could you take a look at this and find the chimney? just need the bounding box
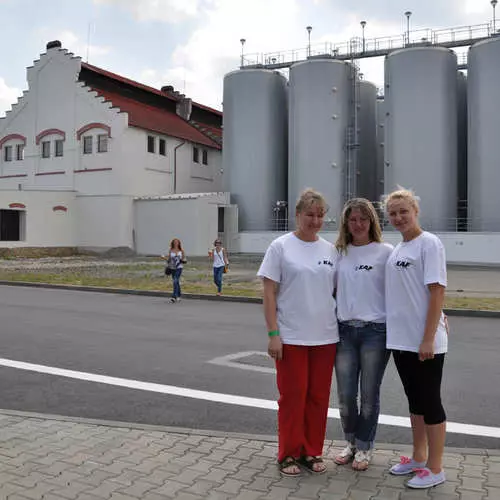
[161,85,175,93]
[46,40,62,50]
[176,97,192,121]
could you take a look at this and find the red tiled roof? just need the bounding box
[95,89,221,149]
[81,62,222,117]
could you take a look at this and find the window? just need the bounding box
[83,136,93,154]
[4,145,13,162]
[159,138,166,156]
[42,141,50,158]
[16,144,24,161]
[98,134,108,153]
[147,135,155,153]
[193,146,199,163]
[202,149,208,165]
[55,140,64,157]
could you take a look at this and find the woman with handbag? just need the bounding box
[162,238,186,303]
[209,239,229,296]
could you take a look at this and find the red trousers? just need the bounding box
[276,343,337,462]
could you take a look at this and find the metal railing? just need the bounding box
[241,22,494,69]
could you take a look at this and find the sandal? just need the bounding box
[334,444,355,465]
[352,450,372,471]
[298,455,327,474]
[278,456,301,477]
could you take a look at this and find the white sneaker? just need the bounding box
[389,456,426,475]
[334,444,355,465]
[353,450,372,470]
[407,468,446,489]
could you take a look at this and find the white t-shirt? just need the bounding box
[385,231,448,354]
[336,242,394,323]
[257,232,339,346]
[169,251,184,269]
[213,248,226,268]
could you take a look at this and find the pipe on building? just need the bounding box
[173,141,186,193]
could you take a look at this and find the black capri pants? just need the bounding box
[392,350,446,425]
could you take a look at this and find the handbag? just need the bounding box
[223,264,229,274]
[165,266,173,276]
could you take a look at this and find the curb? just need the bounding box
[1,409,498,457]
[0,280,499,317]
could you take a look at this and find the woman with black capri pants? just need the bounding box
[384,188,448,489]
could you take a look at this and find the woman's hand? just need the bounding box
[268,336,283,361]
[419,340,435,361]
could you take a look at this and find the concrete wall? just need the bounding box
[0,190,76,247]
[134,193,229,256]
[75,195,134,250]
[235,231,500,266]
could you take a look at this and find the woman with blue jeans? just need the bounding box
[209,239,229,296]
[163,238,185,303]
[334,199,393,471]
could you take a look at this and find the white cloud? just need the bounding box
[53,29,112,61]
[93,0,201,23]
[0,78,21,118]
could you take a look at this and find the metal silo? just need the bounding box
[468,37,500,231]
[357,80,378,202]
[384,47,458,231]
[222,69,288,231]
[288,59,353,229]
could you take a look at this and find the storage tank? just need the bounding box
[288,59,353,229]
[222,69,288,231]
[357,80,378,202]
[468,37,500,231]
[457,71,467,231]
[384,47,458,231]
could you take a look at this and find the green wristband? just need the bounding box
[268,330,280,337]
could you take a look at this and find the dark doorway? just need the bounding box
[0,209,23,241]
[218,207,225,234]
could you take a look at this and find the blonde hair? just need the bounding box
[295,188,329,214]
[335,198,382,254]
[384,187,420,213]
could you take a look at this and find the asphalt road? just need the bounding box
[0,285,499,450]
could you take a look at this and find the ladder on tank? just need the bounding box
[345,38,361,202]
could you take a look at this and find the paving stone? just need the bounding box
[74,470,118,487]
[119,479,156,497]
[461,465,487,478]
[355,476,382,491]
[214,478,249,495]
[183,479,219,496]
[174,493,205,500]
[51,480,94,499]
[245,476,275,492]
[232,489,265,500]
[83,480,125,499]
[485,471,500,487]
[486,462,500,474]
[201,468,232,483]
[7,480,58,500]
[458,492,485,500]
[320,478,351,495]
[259,486,299,499]
[229,467,259,483]
[370,486,401,499]
[483,486,500,498]
[141,467,175,486]
[399,491,432,499]
[293,481,323,498]
[218,458,246,472]
[428,493,460,500]
[348,489,379,500]
[148,479,187,497]
[108,469,145,486]
[461,456,486,466]
[458,476,486,492]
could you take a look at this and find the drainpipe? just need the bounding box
[173,141,186,194]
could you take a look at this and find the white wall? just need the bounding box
[76,195,134,249]
[134,194,228,256]
[235,230,500,265]
[0,190,76,247]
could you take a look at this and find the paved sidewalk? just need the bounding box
[0,411,497,500]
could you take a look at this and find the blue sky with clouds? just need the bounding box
[0,0,493,115]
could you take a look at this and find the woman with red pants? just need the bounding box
[257,188,339,477]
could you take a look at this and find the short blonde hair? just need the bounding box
[335,198,383,254]
[384,187,420,213]
[295,188,329,214]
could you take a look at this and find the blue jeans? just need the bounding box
[172,268,182,298]
[213,266,224,293]
[335,321,390,451]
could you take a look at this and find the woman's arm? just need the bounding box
[223,248,229,265]
[263,278,283,360]
[419,283,446,361]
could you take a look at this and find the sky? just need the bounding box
[0,0,493,115]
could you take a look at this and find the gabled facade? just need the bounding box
[0,41,227,253]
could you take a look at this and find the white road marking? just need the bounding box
[209,351,275,374]
[0,357,499,439]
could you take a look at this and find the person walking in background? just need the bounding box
[209,239,229,296]
[162,238,186,303]
[257,188,338,477]
[333,198,393,471]
[384,188,448,489]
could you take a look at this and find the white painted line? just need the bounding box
[209,351,275,374]
[0,357,499,439]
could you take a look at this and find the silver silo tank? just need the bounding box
[384,47,458,231]
[222,69,288,231]
[288,59,353,229]
[457,71,467,231]
[357,80,378,202]
[468,37,500,231]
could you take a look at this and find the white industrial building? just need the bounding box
[0,41,231,256]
